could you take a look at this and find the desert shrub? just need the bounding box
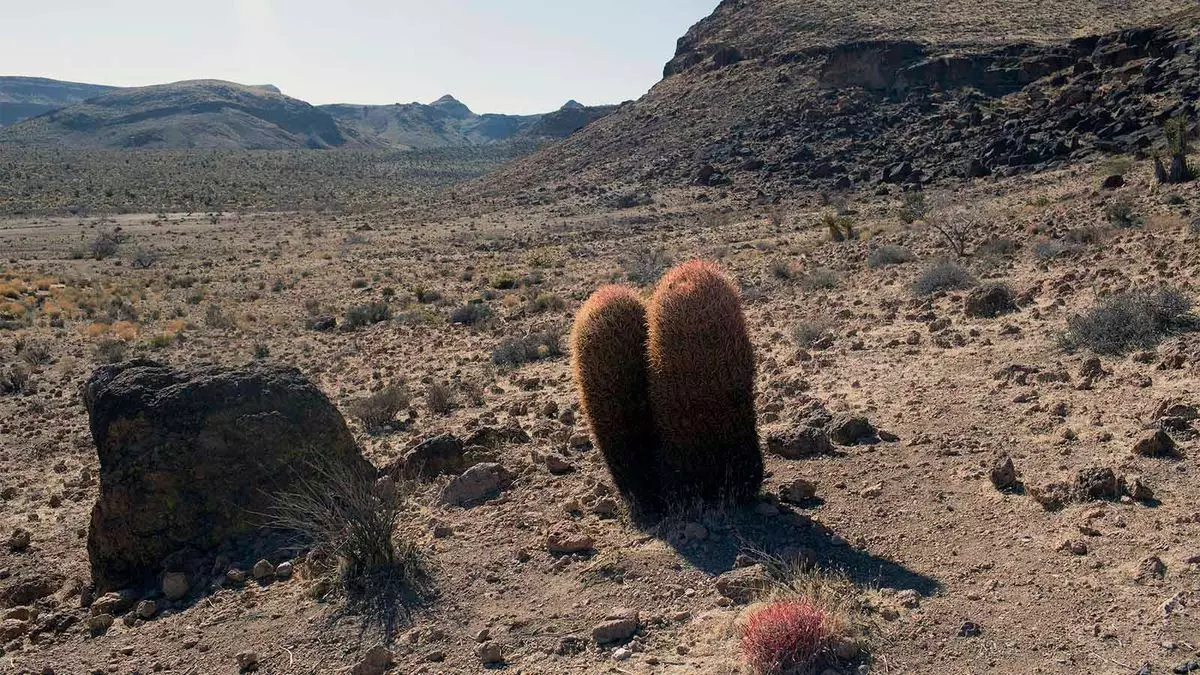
[490,273,517,290]
[90,230,124,260]
[1156,116,1198,184]
[867,245,916,268]
[1105,197,1142,228]
[1190,218,1200,236]
[620,247,672,285]
[526,292,566,313]
[491,330,562,367]
[912,260,977,296]
[205,303,234,329]
[93,339,128,364]
[801,268,839,291]
[1063,226,1108,246]
[0,364,32,395]
[426,382,457,415]
[449,302,491,326]
[252,343,270,359]
[130,248,158,269]
[926,203,979,257]
[1062,287,1194,354]
[15,338,52,366]
[820,212,856,242]
[899,191,928,224]
[413,287,441,304]
[269,456,421,593]
[792,318,834,349]
[1033,239,1078,260]
[343,302,391,330]
[350,278,369,289]
[771,259,797,281]
[975,237,1018,258]
[348,383,411,433]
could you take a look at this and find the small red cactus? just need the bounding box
[740,599,832,675]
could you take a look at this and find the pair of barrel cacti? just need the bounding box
[571,260,763,519]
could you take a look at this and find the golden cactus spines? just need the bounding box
[646,260,762,505]
[571,285,662,517]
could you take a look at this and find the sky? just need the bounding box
[1,0,718,114]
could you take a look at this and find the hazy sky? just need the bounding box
[1,0,717,114]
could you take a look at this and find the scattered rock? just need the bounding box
[275,562,293,579]
[475,641,504,665]
[714,564,770,604]
[135,600,157,620]
[545,454,574,475]
[1075,467,1119,501]
[1120,475,1155,502]
[1058,539,1089,555]
[236,651,258,672]
[88,613,114,634]
[252,560,274,581]
[989,455,1021,492]
[957,621,983,637]
[161,572,189,601]
[1133,430,1179,458]
[1135,556,1166,582]
[764,425,834,458]
[0,618,29,642]
[1029,481,1073,511]
[464,425,530,449]
[83,360,372,591]
[593,608,639,644]
[964,283,1017,318]
[350,646,394,675]
[778,478,818,504]
[546,523,594,555]
[6,529,30,552]
[439,463,515,507]
[392,434,466,480]
[829,414,878,445]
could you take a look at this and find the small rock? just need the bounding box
[682,522,708,541]
[236,651,258,671]
[0,619,29,642]
[964,283,1017,318]
[859,483,884,499]
[829,414,878,445]
[989,455,1020,492]
[546,523,594,555]
[1075,467,1119,501]
[778,478,817,504]
[591,498,619,518]
[1029,481,1073,511]
[88,613,115,634]
[393,434,465,480]
[714,565,770,604]
[275,562,293,580]
[1058,539,1088,555]
[1133,430,1179,458]
[439,463,515,507]
[957,621,982,637]
[765,426,834,458]
[475,640,504,665]
[226,568,248,585]
[1101,174,1125,189]
[90,590,136,616]
[135,600,157,620]
[613,647,633,661]
[593,609,639,644]
[161,572,189,601]
[1121,475,1155,502]
[350,646,394,675]
[7,528,30,552]
[252,559,274,581]
[545,454,574,475]
[555,636,587,656]
[1135,556,1166,582]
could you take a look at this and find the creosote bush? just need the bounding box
[426,382,457,415]
[343,301,391,330]
[1062,287,1194,354]
[912,260,977,296]
[801,268,839,292]
[867,245,916,268]
[449,302,491,326]
[792,318,834,349]
[348,383,410,433]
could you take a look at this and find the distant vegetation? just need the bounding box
[0,146,537,215]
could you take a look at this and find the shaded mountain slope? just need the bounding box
[482,0,1200,199]
[0,76,119,127]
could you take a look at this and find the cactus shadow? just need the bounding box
[654,502,941,596]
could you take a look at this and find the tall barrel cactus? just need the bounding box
[570,285,662,516]
[572,262,763,517]
[647,260,762,504]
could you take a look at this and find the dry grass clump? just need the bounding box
[426,382,458,415]
[1062,287,1194,354]
[867,245,916,268]
[800,268,839,291]
[737,561,868,675]
[912,260,976,296]
[792,318,834,349]
[348,383,411,433]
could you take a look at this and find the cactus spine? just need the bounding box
[570,285,662,517]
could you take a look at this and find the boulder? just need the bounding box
[83,360,372,592]
[1133,430,1179,458]
[388,434,466,481]
[964,284,1017,318]
[828,414,878,446]
[439,463,514,507]
[715,564,770,604]
[765,426,834,458]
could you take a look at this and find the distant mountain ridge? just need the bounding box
[0,77,616,150]
[0,76,119,127]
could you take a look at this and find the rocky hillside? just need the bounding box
[484,0,1200,199]
[0,77,119,128]
[322,96,616,150]
[0,80,357,150]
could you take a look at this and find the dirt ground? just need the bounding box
[0,158,1197,674]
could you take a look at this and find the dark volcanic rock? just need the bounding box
[388,434,466,480]
[828,414,879,445]
[83,360,372,591]
[1074,467,1120,501]
[765,425,834,458]
[964,283,1018,318]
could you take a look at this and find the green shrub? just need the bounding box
[343,302,391,330]
[449,302,491,325]
[1105,197,1142,228]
